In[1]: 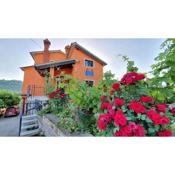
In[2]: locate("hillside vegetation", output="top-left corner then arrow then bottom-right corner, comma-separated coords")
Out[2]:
0,79 -> 22,93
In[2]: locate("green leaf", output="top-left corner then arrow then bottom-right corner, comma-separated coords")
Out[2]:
137,114 -> 142,119
113,126 -> 120,133
146,118 -> 153,123
126,116 -> 132,120
154,125 -> 160,131
141,114 -> 147,120
121,106 -> 127,112
148,128 -> 155,133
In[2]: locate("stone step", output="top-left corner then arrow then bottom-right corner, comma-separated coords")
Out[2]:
21,123 -> 39,131
20,128 -> 41,136
22,115 -> 37,120
22,118 -> 38,125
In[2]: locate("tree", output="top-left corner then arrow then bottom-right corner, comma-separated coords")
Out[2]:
149,39 -> 175,103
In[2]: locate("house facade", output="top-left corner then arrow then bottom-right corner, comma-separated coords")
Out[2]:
21,39 -> 107,96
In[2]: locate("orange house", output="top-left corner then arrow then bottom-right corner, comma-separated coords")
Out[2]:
21,39 -> 107,96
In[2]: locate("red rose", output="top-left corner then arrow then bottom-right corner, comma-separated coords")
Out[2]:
147,110 -> 161,125
114,130 -> 122,136
49,91 -> 56,99
101,95 -> 106,102
157,129 -> 173,136
108,109 -> 115,119
55,89 -> 61,93
140,96 -> 153,103
125,77 -> 133,85
159,116 -> 170,125
98,113 -> 110,130
114,126 -> 131,137
114,110 -> 127,127
49,89 -> 64,99
156,104 -> 167,113
121,72 -> 138,85
112,82 -> 120,91
59,93 -> 66,98
120,72 -> 145,85
128,122 -> 136,129
121,125 -> 132,136
114,123 -> 145,137
134,125 -> 145,136
128,122 -> 145,136
114,98 -> 125,107
135,73 -> 145,81
128,100 -> 146,114
100,101 -> 112,111
171,107 -> 175,116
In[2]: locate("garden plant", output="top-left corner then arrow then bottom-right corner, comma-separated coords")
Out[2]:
98,71 -> 175,136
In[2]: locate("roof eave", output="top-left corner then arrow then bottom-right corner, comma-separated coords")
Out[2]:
35,59 -> 76,70
20,65 -> 34,71
72,42 -> 107,66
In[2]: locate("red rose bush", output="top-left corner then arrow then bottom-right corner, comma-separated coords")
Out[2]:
48,88 -> 68,112
49,88 -> 66,99
98,72 -> 175,136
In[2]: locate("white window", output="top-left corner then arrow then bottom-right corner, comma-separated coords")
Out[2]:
85,60 -> 94,67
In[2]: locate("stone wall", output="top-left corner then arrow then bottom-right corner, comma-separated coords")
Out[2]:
37,114 -> 93,137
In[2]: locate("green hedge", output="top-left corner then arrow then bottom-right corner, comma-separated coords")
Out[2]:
0,90 -> 21,108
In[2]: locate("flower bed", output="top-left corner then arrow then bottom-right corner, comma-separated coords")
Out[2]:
98,72 -> 175,136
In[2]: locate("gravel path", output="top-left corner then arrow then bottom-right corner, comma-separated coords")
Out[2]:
0,116 -> 19,136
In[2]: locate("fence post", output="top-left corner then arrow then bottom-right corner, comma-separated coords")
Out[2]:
19,94 -> 27,136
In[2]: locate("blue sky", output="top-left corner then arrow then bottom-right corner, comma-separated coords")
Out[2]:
0,38 -> 165,81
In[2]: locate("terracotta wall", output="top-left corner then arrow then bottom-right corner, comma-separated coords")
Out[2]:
32,51 -> 67,64
22,47 -> 104,96
22,66 -> 44,96
69,48 -> 103,85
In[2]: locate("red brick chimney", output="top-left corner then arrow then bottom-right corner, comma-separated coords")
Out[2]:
43,39 -> 51,63
65,45 -> 70,58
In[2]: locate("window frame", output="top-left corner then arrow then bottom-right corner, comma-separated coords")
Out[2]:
85,69 -> 94,76
84,59 -> 94,67
85,80 -> 95,87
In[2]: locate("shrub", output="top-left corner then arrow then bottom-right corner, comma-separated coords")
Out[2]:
0,99 -> 5,108
48,88 -> 68,114
0,90 -> 21,108
64,78 -> 102,135
97,72 -> 175,136
44,72 -> 116,135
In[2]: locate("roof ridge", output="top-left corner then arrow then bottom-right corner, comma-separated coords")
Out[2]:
30,49 -> 65,54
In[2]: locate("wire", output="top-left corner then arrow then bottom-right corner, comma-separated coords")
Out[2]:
30,39 -> 42,49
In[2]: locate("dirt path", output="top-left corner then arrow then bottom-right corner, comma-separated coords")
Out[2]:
0,116 -> 19,136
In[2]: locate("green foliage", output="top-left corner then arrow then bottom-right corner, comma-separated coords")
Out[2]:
43,71 -> 116,135
0,90 -> 21,108
98,70 -> 117,94
44,73 -> 54,95
149,39 -> 175,103
64,77 -> 102,135
66,79 -> 101,113
0,99 -> 5,108
0,79 -> 22,92
57,103 -> 81,133
122,55 -> 139,72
